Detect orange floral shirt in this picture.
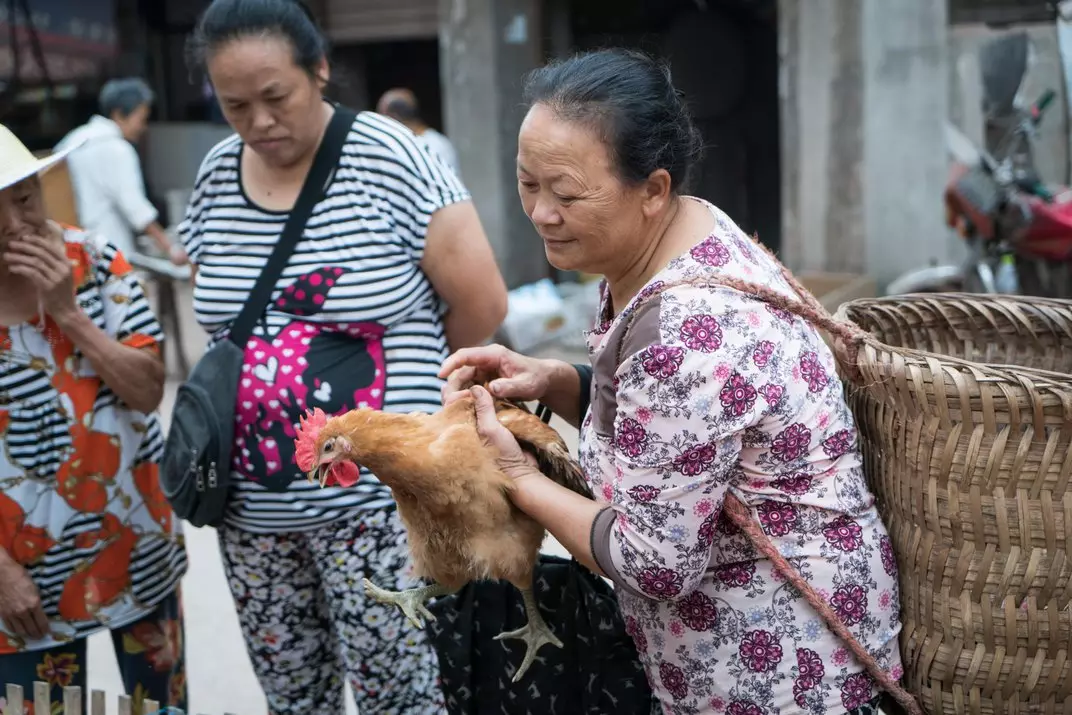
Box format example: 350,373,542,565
0,229,187,653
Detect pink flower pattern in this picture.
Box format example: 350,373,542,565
719,372,757,417
680,315,723,352
740,630,783,672
642,345,686,380
579,200,900,713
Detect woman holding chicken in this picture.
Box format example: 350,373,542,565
176,0,506,713
442,49,905,715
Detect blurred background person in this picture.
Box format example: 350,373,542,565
377,87,460,175
55,78,188,265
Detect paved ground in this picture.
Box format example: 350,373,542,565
84,282,583,715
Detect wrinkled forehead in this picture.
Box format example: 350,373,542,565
517,103,616,181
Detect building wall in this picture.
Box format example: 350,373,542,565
782,0,964,290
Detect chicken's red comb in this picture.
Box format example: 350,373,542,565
294,407,328,472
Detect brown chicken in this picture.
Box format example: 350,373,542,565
293,391,593,682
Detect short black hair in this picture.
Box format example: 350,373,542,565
522,48,704,192
99,78,154,118
186,0,329,77
384,97,419,122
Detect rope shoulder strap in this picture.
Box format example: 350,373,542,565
611,259,920,715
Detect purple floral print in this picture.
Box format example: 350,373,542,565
616,417,649,457
841,673,875,710
660,662,689,700
758,501,799,537
642,345,686,379
639,567,685,599
823,515,864,552
698,512,717,547
752,340,775,367
880,536,898,576
673,443,717,476
771,423,812,462
740,630,783,672
727,702,763,715
716,561,756,588
690,238,731,267
679,314,723,352
831,585,869,625
772,472,813,495
675,591,719,631
719,372,758,417
629,484,660,502
822,429,855,459
799,351,830,393
797,648,825,685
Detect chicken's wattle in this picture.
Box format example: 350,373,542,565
322,461,361,488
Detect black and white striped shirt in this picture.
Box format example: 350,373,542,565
0,230,187,651
179,110,471,533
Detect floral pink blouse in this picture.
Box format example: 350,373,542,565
581,199,903,714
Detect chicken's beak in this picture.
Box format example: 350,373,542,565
309,455,333,487
307,437,355,487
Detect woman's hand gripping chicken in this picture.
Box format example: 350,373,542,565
293,386,593,682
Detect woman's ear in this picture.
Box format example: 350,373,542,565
315,58,331,91
640,169,673,218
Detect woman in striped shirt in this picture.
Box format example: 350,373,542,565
0,125,187,712
178,1,507,713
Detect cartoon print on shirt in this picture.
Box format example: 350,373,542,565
234,267,387,491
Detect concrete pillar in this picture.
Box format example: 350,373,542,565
780,0,949,289
439,0,549,289
861,0,949,287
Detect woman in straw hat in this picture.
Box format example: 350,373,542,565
0,124,187,712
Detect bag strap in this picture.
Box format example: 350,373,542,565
611,253,921,715
228,105,356,346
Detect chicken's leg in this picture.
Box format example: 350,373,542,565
362,579,454,630
494,586,563,682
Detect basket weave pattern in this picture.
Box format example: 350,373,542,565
836,293,1072,715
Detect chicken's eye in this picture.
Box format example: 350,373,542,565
323,438,335,453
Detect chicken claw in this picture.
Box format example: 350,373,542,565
362,579,452,630
494,587,564,682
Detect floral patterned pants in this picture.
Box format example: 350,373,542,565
0,591,186,715
218,506,446,715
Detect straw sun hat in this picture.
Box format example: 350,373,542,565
0,123,83,192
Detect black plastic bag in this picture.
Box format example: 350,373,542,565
426,554,660,715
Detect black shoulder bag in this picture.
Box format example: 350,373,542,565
160,106,355,528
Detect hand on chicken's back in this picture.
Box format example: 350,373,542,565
439,344,554,406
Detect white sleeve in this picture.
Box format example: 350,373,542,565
103,140,159,233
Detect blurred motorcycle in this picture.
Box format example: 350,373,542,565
886,32,1072,297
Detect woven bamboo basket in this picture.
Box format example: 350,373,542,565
833,293,1072,715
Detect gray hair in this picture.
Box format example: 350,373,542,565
98,78,155,119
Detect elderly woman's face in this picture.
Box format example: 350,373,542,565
0,177,47,272
517,103,651,274
208,35,329,169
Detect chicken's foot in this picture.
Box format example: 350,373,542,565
494,587,563,682
362,579,453,630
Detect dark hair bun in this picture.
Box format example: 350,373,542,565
187,0,329,75
523,48,704,192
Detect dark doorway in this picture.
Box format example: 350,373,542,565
568,0,781,253
357,38,444,130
